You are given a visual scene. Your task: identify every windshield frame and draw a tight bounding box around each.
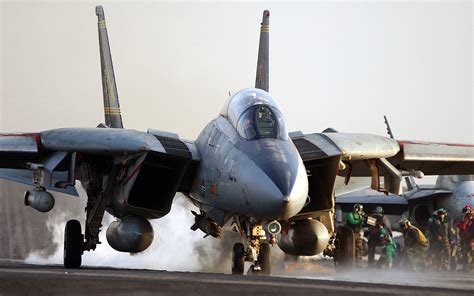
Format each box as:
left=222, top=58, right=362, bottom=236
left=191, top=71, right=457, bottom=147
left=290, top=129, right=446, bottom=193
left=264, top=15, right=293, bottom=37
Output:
left=236, top=105, right=288, bottom=141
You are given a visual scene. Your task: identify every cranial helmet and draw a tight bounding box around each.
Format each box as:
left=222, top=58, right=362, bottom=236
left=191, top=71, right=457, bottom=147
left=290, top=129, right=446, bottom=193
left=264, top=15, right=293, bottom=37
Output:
left=399, top=218, right=411, bottom=229
left=462, top=204, right=472, bottom=213
left=437, top=208, right=447, bottom=215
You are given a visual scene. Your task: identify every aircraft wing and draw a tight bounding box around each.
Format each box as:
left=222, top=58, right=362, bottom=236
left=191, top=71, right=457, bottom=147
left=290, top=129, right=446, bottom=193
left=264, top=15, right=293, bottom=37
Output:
left=344, top=140, right=474, bottom=176
left=292, top=131, right=473, bottom=197
left=290, top=132, right=399, bottom=162
left=290, top=132, right=398, bottom=219
left=0, top=169, right=79, bottom=196
left=388, top=140, right=474, bottom=175
left=0, top=128, right=200, bottom=197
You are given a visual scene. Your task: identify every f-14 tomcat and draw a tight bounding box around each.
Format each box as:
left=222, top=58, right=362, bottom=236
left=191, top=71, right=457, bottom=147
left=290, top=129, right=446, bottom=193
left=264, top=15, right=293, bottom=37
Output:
left=0, top=6, right=473, bottom=274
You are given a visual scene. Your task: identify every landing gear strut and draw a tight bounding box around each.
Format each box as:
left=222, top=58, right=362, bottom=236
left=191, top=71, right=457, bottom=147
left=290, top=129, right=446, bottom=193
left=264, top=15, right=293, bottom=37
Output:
left=63, top=191, right=107, bottom=268
left=231, top=221, right=274, bottom=275
left=63, top=163, right=117, bottom=268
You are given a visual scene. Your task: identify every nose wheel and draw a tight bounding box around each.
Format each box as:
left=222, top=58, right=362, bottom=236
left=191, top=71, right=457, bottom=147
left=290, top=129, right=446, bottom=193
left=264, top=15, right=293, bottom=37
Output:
left=252, top=243, right=271, bottom=275
left=232, top=243, right=245, bottom=274
left=64, top=219, right=84, bottom=268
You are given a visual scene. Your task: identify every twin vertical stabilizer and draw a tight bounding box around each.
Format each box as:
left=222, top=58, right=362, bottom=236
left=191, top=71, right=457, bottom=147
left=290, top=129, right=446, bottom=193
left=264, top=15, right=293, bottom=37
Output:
left=255, top=10, right=270, bottom=92
left=96, top=6, right=123, bottom=128
left=94, top=7, right=269, bottom=126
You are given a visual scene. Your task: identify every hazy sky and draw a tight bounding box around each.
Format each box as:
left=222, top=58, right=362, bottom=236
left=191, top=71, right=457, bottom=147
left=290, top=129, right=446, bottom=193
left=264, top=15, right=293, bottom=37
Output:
left=1, top=1, right=472, bottom=143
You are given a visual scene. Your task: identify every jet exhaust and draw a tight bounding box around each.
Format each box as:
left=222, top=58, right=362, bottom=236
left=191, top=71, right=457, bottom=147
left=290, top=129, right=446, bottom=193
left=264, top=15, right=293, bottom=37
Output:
left=277, top=219, right=329, bottom=256
left=106, top=215, right=154, bottom=253
left=24, top=188, right=55, bottom=213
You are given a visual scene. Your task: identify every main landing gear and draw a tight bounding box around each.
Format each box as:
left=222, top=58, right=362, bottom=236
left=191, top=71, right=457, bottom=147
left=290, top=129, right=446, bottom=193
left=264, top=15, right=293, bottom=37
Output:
left=231, top=222, right=277, bottom=276
left=64, top=220, right=83, bottom=268
left=63, top=186, right=108, bottom=268
left=332, top=226, right=356, bottom=269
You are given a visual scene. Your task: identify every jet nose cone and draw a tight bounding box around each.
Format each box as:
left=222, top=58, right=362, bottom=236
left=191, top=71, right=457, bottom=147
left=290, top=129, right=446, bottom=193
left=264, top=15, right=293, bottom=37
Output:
left=238, top=139, right=308, bottom=220
left=265, top=163, right=307, bottom=220
left=252, top=141, right=298, bottom=197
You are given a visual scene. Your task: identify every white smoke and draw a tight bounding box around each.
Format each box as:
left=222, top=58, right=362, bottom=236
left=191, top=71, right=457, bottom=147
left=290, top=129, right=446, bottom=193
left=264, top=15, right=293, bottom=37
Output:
left=25, top=195, right=232, bottom=272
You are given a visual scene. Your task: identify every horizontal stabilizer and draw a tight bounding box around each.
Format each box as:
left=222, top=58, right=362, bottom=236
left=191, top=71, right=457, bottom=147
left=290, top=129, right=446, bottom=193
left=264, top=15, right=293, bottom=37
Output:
left=405, top=187, right=452, bottom=202
left=337, top=188, right=408, bottom=205
left=336, top=188, right=408, bottom=215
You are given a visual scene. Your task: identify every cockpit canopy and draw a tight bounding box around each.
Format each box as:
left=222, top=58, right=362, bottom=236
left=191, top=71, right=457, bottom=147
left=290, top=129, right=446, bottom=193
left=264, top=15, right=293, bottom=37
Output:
left=220, top=88, right=288, bottom=140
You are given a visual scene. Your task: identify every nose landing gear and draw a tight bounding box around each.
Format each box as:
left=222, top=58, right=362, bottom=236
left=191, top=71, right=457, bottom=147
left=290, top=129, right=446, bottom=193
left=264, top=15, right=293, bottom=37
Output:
left=231, top=223, right=273, bottom=275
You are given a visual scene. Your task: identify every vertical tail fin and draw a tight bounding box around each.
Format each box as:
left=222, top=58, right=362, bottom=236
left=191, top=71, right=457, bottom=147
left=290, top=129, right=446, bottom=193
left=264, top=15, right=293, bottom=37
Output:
left=96, top=6, right=123, bottom=128
left=255, top=10, right=270, bottom=92
left=383, top=115, right=394, bottom=139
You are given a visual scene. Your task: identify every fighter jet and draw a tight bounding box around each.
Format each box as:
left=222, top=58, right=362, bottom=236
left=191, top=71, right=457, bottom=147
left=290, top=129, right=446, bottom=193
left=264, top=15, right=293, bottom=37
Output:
left=335, top=175, right=474, bottom=230
left=0, top=7, right=473, bottom=274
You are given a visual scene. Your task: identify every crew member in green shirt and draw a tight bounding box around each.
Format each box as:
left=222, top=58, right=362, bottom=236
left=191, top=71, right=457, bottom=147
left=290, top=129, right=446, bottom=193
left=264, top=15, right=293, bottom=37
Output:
left=346, top=203, right=365, bottom=264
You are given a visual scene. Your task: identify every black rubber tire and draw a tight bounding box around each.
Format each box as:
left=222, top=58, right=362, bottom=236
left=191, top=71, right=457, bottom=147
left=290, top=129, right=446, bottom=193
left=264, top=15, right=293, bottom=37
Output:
left=258, top=243, right=271, bottom=275
left=64, top=220, right=83, bottom=268
left=334, top=226, right=355, bottom=269
left=232, top=243, right=245, bottom=275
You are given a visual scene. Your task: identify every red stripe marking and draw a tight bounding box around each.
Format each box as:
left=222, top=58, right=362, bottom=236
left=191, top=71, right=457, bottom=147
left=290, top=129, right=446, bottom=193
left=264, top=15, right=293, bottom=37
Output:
left=0, top=133, right=39, bottom=137
left=0, top=133, right=41, bottom=148
left=123, top=161, right=144, bottom=185
left=398, top=140, right=474, bottom=148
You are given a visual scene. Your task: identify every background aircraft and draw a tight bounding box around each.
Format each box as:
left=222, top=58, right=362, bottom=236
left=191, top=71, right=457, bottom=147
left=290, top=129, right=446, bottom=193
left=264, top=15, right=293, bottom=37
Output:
left=0, top=5, right=473, bottom=274
left=336, top=175, right=474, bottom=230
